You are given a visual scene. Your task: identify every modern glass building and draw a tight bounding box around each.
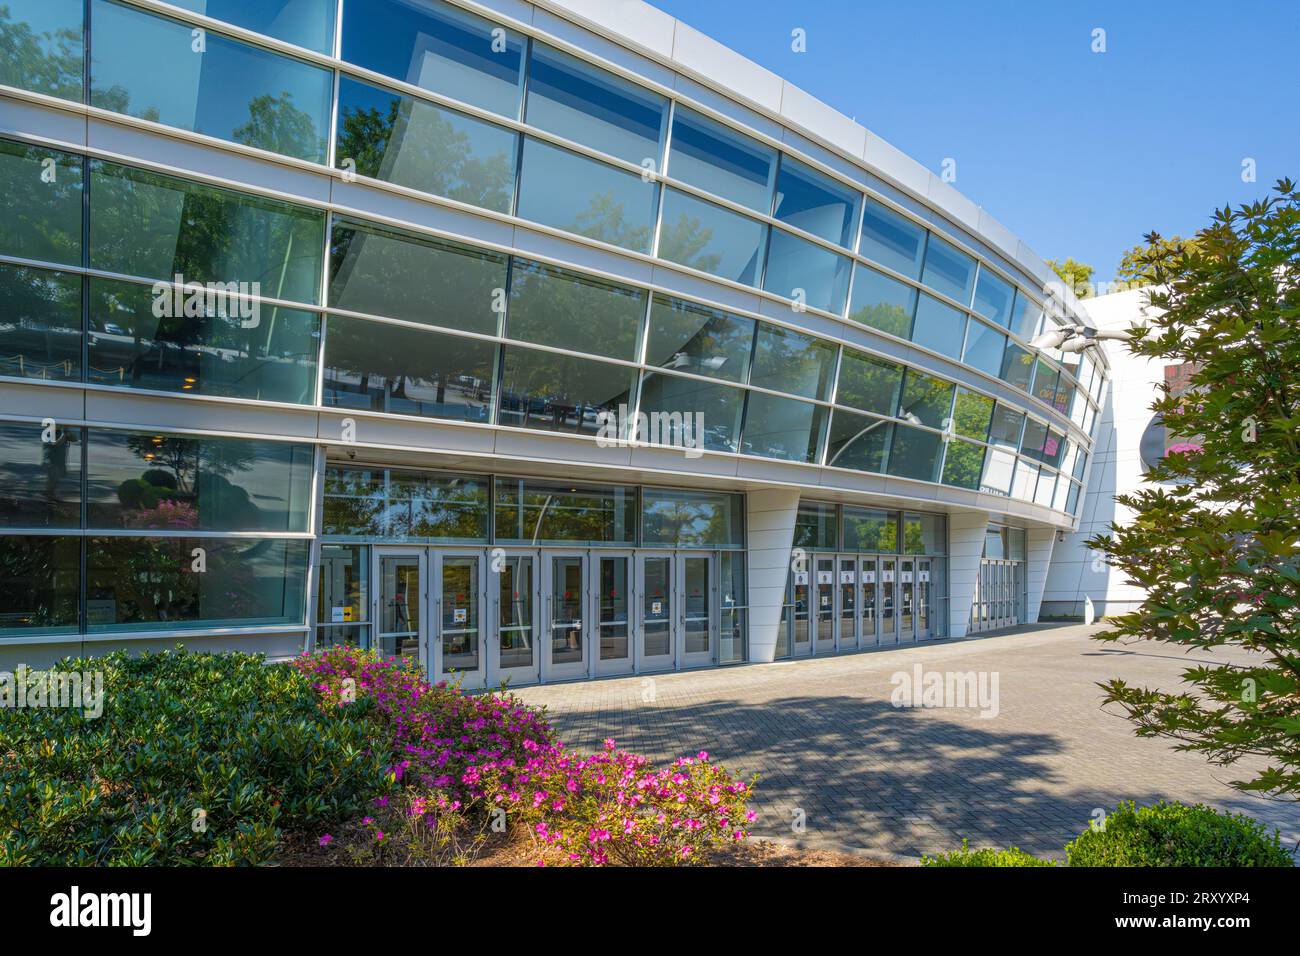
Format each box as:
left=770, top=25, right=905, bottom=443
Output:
left=0, top=0, right=1107, bottom=682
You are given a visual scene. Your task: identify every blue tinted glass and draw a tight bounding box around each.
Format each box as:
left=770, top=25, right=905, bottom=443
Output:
left=911, top=294, right=967, bottom=360
left=335, top=75, right=517, bottom=213
left=859, top=198, right=926, bottom=278
left=0, top=0, right=83, bottom=100
left=1009, top=289, right=1042, bottom=340
left=91, top=1, right=333, bottom=163
left=526, top=43, right=666, bottom=165
left=920, top=235, right=976, bottom=305
left=342, top=0, right=524, bottom=119
left=750, top=324, right=837, bottom=401
left=886, top=424, right=943, bottom=483
left=667, top=107, right=774, bottom=212
left=1001, top=340, right=1034, bottom=391
left=740, top=393, right=826, bottom=464
left=762, top=228, right=851, bottom=314
left=848, top=263, right=916, bottom=338
left=772, top=156, right=857, bottom=247
left=169, top=0, right=335, bottom=52
left=898, top=369, right=954, bottom=430
left=644, top=295, right=754, bottom=384
left=962, top=318, right=1007, bottom=378
left=972, top=268, right=1014, bottom=328
left=516, top=138, right=659, bottom=253
left=658, top=189, right=766, bottom=287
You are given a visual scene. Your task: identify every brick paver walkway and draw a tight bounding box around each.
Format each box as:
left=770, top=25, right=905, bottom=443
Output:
left=514, top=624, right=1299, bottom=861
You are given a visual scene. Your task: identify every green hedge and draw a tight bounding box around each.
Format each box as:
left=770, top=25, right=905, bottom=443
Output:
left=0, top=649, right=390, bottom=865
left=1065, top=801, right=1293, bottom=867
left=922, top=839, right=1056, bottom=867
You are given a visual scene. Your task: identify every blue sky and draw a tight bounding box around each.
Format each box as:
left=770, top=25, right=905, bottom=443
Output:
left=648, top=0, right=1299, bottom=281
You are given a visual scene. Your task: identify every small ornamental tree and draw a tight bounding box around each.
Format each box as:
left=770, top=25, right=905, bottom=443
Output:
left=1090, top=179, right=1300, bottom=802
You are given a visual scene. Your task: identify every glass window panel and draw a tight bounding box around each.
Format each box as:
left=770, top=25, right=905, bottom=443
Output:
left=771, top=155, right=857, bottom=247
left=1032, top=357, right=1060, bottom=408
left=86, top=431, right=313, bottom=532
left=740, top=393, right=826, bottom=463
left=169, top=0, right=335, bottom=52
left=642, top=488, right=743, bottom=548
left=498, top=347, right=634, bottom=435
left=322, top=465, right=386, bottom=537
left=85, top=536, right=308, bottom=631
left=0, top=0, right=84, bottom=100
left=316, top=543, right=369, bottom=649
left=920, top=235, right=976, bottom=305
left=836, top=349, right=903, bottom=416
left=762, top=228, right=851, bottom=315
left=1054, top=380, right=1076, bottom=417
left=0, top=139, right=82, bottom=267
left=1040, top=427, right=1066, bottom=469
left=507, top=258, right=642, bottom=360
left=90, top=160, right=324, bottom=304
left=1074, top=449, right=1089, bottom=482
left=1067, top=481, right=1082, bottom=515
left=0, top=264, right=82, bottom=382
left=637, top=372, right=743, bottom=454
left=847, top=263, right=916, bottom=338
left=794, top=502, right=837, bottom=551
left=1035, top=468, right=1057, bottom=507
left=1009, top=289, right=1042, bottom=341
left=858, top=198, right=925, bottom=278
left=750, top=324, right=836, bottom=400
left=1053, top=470, right=1071, bottom=511
left=825, top=409, right=890, bottom=473
left=329, top=218, right=505, bottom=335
left=90, top=1, right=332, bottom=163
left=494, top=478, right=635, bottom=546
left=88, top=277, right=319, bottom=403
left=911, top=294, right=966, bottom=360
left=903, top=512, right=945, bottom=554
left=0, top=535, right=81, bottom=635
left=886, top=424, right=942, bottom=483
left=516, top=138, right=658, bottom=253
left=962, top=318, right=1007, bottom=379
left=666, top=106, right=774, bottom=212
left=1069, top=387, right=1088, bottom=428
left=1007, top=527, right=1027, bottom=561
left=972, top=268, right=1014, bottom=328
left=988, top=404, right=1025, bottom=450
left=0, top=421, right=81, bottom=528
left=981, top=447, right=1015, bottom=495
left=341, top=0, right=524, bottom=119
left=951, top=388, right=994, bottom=441
left=1000, top=340, right=1035, bottom=391
left=644, top=294, right=754, bottom=383
left=898, top=369, right=954, bottom=430
left=525, top=42, right=666, bottom=165
left=842, top=506, right=898, bottom=553
left=334, top=75, right=517, bottom=213
left=657, top=188, right=766, bottom=287
left=941, top=438, right=985, bottom=490
left=1020, top=418, right=1049, bottom=463
left=384, top=469, right=488, bottom=542
left=1010, top=459, right=1037, bottom=501
left=323, top=315, right=496, bottom=421
left=983, top=527, right=1005, bottom=560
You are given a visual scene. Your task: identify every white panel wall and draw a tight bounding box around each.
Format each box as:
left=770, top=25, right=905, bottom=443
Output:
left=946, top=511, right=988, bottom=638
left=1024, top=526, right=1057, bottom=624
left=744, top=489, right=801, bottom=663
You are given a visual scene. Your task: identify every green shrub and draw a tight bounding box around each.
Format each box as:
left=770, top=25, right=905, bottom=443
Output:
left=1065, top=801, right=1293, bottom=867
left=922, top=839, right=1055, bottom=867
left=0, top=649, right=391, bottom=866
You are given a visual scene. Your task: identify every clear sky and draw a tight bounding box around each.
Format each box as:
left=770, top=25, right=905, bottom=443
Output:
left=647, top=0, right=1299, bottom=282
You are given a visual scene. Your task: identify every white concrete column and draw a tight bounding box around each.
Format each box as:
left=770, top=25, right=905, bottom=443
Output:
left=947, top=511, right=989, bottom=638
left=745, top=488, right=801, bottom=663
left=1024, top=526, right=1058, bottom=623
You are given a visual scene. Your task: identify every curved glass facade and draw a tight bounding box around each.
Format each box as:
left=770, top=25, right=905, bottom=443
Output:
left=0, top=0, right=1107, bottom=664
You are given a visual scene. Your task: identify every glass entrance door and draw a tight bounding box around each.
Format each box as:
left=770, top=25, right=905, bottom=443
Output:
left=679, top=553, right=716, bottom=669
left=814, top=557, right=836, bottom=654
left=860, top=556, right=878, bottom=647
left=838, top=557, right=858, bottom=651
left=595, top=552, right=633, bottom=676
left=916, top=558, right=932, bottom=640
left=490, top=550, right=540, bottom=686
left=374, top=548, right=425, bottom=665
left=637, top=553, right=674, bottom=672
left=545, top=552, right=588, bottom=681
left=880, top=558, right=897, bottom=645
left=792, top=563, right=812, bottom=657
left=899, top=558, right=915, bottom=643
left=433, top=550, right=486, bottom=687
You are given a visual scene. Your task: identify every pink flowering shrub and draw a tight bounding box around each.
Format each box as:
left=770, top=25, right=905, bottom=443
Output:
left=294, top=647, right=756, bottom=866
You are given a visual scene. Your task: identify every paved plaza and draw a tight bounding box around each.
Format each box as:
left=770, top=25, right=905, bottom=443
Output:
left=515, top=624, right=1299, bottom=862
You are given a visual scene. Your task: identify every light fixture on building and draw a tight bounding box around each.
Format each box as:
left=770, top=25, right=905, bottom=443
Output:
left=1030, top=324, right=1132, bottom=354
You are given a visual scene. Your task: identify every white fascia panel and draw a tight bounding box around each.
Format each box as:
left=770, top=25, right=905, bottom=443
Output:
left=670, top=22, right=784, bottom=114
